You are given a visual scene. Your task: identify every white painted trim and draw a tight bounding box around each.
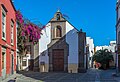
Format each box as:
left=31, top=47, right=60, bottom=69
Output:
left=1, top=47, right=6, bottom=79
left=10, top=20, right=14, bottom=45
left=1, top=6, right=6, bottom=40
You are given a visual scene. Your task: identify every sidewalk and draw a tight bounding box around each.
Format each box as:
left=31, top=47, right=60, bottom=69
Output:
left=114, top=77, right=120, bottom=82
left=113, top=73, right=120, bottom=82
left=2, top=71, right=41, bottom=82
left=93, top=68, right=120, bottom=82
left=2, top=69, right=120, bottom=82
left=107, top=70, right=120, bottom=82
left=2, top=73, right=22, bottom=82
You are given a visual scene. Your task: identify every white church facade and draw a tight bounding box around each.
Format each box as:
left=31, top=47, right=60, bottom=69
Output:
left=39, top=10, right=87, bottom=73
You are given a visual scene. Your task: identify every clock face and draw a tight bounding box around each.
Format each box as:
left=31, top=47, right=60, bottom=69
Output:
left=56, top=14, right=60, bottom=20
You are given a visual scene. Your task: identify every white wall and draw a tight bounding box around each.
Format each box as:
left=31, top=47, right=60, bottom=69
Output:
left=66, top=21, right=78, bottom=64
left=95, top=42, right=116, bottom=52
left=86, top=37, right=94, bottom=57
left=95, top=46, right=104, bottom=51
left=86, top=37, right=94, bottom=67
left=22, top=54, right=30, bottom=71
left=39, top=23, right=51, bottom=64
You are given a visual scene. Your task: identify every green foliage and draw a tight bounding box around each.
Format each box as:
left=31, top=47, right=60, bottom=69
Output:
left=92, top=49, right=114, bottom=65
left=17, top=26, right=26, bottom=54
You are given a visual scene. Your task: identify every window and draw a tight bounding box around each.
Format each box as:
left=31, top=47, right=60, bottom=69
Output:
left=11, top=20, right=14, bottom=45
left=56, top=14, right=60, bottom=20
left=27, top=45, right=31, bottom=52
left=2, top=52, right=5, bottom=69
left=2, top=48, right=6, bottom=69
left=55, top=26, right=62, bottom=37
left=26, top=45, right=31, bottom=54
left=2, top=7, right=6, bottom=40
left=22, top=60, right=27, bottom=66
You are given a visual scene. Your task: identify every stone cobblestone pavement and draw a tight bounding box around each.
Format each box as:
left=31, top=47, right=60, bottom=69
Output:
left=2, top=68, right=120, bottom=82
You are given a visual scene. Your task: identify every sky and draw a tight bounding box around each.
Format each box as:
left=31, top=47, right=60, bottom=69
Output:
left=13, top=0, right=116, bottom=46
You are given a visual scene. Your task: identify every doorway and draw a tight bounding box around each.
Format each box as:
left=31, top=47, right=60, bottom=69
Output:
left=53, top=49, right=64, bottom=71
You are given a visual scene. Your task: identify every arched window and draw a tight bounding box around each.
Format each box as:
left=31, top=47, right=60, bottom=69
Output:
left=56, top=14, right=60, bottom=20
left=55, top=26, right=62, bottom=37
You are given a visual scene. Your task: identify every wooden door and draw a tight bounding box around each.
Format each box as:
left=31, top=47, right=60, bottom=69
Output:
left=11, top=54, right=14, bottom=74
left=53, top=49, right=64, bottom=71
left=28, top=59, right=34, bottom=71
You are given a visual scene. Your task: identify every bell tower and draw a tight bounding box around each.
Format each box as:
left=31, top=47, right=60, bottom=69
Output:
left=49, top=10, right=66, bottom=42
left=47, top=10, right=69, bottom=72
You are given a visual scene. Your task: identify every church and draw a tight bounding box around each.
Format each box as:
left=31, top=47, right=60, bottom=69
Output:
left=39, top=10, right=87, bottom=73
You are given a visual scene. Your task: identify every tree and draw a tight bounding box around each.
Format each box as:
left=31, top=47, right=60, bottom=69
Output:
left=92, top=49, right=114, bottom=69
left=16, top=10, right=45, bottom=55
left=16, top=10, right=46, bottom=70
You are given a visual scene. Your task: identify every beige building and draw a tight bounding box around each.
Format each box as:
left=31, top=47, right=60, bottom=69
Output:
left=17, top=42, right=39, bottom=72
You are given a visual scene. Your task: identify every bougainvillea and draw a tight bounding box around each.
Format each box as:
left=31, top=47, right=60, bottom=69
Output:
left=16, top=10, right=45, bottom=54
left=16, top=10, right=24, bottom=24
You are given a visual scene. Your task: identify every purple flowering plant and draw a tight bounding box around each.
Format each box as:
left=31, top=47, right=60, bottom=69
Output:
left=16, top=10, right=45, bottom=54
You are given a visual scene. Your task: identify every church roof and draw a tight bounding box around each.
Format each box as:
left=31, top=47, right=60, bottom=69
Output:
left=46, top=10, right=82, bottom=32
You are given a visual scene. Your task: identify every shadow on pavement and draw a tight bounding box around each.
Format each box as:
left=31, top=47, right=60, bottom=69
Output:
left=8, top=80, right=16, bottom=82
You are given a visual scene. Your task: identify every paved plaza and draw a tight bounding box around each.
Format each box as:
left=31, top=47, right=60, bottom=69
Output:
left=2, top=68, right=120, bottom=82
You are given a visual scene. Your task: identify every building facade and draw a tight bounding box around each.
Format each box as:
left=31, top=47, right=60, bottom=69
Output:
left=86, top=37, right=94, bottom=68
left=116, top=0, right=120, bottom=72
left=20, top=42, right=39, bottom=71
left=0, top=0, right=17, bottom=80
left=39, top=10, right=87, bottom=73
left=95, top=41, right=116, bottom=67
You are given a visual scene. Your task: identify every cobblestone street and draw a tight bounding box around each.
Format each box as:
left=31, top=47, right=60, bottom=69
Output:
left=2, top=68, right=120, bottom=82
